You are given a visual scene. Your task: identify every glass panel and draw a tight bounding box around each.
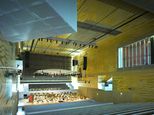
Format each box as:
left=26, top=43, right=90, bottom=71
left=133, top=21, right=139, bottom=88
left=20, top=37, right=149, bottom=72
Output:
left=130, top=45, right=132, bottom=67
left=133, top=43, right=136, bottom=67
left=135, top=42, right=138, bottom=66
left=144, top=39, right=147, bottom=65
left=118, top=47, right=123, bottom=68
left=137, top=42, right=141, bottom=65
left=123, top=47, right=125, bottom=67
left=118, top=35, right=153, bottom=68
left=147, top=38, right=151, bottom=65
left=125, top=47, right=128, bottom=67
left=127, top=45, right=130, bottom=67
left=131, top=44, right=134, bottom=67
left=141, top=40, right=144, bottom=65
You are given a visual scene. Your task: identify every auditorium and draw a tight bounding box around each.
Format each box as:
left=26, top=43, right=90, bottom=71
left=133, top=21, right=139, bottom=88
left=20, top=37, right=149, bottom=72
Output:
left=0, top=0, right=154, bottom=115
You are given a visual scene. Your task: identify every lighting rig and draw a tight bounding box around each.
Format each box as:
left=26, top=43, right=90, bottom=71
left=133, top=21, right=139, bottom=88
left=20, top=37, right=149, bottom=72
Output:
left=34, top=72, right=81, bottom=77
left=38, top=37, right=98, bottom=49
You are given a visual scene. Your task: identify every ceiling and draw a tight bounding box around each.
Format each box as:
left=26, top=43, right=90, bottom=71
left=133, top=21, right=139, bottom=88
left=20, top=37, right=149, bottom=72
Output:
left=13, top=0, right=154, bottom=56
left=0, top=0, right=77, bottom=42
left=123, top=0, right=154, bottom=13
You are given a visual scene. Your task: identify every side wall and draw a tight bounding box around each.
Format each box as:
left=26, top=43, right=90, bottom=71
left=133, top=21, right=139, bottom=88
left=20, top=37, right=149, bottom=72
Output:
left=78, top=87, right=113, bottom=102
left=76, top=15, right=154, bottom=103
left=0, top=39, right=17, bottom=115
left=113, top=68, right=154, bottom=103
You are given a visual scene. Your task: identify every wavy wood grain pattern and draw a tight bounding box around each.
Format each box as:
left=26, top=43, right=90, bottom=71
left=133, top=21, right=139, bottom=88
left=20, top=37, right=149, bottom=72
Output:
left=0, top=39, right=16, bottom=115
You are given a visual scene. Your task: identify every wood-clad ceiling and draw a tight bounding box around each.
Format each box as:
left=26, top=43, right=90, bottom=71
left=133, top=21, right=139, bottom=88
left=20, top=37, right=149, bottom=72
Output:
left=21, top=0, right=154, bottom=56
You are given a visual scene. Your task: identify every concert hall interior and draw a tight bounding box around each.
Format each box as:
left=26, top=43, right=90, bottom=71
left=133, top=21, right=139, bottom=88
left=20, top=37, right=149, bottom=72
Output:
left=0, top=0, right=154, bottom=115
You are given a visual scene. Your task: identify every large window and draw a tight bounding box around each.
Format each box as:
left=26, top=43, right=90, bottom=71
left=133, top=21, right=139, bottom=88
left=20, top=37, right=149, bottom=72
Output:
left=118, top=35, right=154, bottom=68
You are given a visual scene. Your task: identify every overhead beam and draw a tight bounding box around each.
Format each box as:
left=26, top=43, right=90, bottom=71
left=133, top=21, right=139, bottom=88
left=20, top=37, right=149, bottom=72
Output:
left=46, top=37, right=96, bottom=46
left=24, top=46, right=73, bottom=52
left=70, top=11, right=148, bottom=54
left=29, top=39, right=35, bottom=52
left=98, top=0, right=144, bottom=13
left=122, top=0, right=154, bottom=13
left=77, top=21, right=121, bottom=35
left=33, top=39, right=39, bottom=52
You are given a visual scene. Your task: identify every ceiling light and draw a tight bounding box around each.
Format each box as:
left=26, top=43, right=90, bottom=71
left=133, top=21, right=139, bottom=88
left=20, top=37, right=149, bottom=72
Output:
left=23, top=47, right=27, bottom=50
left=71, top=50, right=82, bottom=56
left=95, top=46, right=98, bottom=48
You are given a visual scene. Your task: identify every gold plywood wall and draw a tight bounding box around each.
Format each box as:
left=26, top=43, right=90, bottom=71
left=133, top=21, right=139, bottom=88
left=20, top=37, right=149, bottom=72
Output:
left=0, top=38, right=17, bottom=114
left=76, top=14, right=154, bottom=103
left=113, top=68, right=154, bottom=103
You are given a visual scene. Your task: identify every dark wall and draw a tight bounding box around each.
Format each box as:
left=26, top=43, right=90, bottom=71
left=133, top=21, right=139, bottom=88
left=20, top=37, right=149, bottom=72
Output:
left=29, top=84, right=69, bottom=90
left=23, top=53, right=71, bottom=75
left=151, top=37, right=154, bottom=64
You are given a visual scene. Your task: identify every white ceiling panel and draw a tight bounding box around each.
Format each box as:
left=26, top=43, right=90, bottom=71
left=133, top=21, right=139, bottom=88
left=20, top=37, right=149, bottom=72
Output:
left=0, top=0, right=19, bottom=13
left=0, top=0, right=77, bottom=42
left=11, top=9, right=38, bottom=24
left=29, top=2, right=58, bottom=18
left=18, top=0, right=44, bottom=7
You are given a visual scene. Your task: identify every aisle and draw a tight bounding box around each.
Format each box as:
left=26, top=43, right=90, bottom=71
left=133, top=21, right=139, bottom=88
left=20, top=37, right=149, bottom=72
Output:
left=24, top=101, right=154, bottom=115
left=24, top=100, right=112, bottom=115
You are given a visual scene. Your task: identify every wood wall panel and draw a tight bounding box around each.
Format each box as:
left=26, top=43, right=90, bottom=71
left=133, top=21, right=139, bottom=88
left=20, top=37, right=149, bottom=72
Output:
left=76, top=14, right=154, bottom=103
left=113, top=68, right=154, bottom=102
left=0, top=39, right=17, bottom=115
left=78, top=87, right=113, bottom=102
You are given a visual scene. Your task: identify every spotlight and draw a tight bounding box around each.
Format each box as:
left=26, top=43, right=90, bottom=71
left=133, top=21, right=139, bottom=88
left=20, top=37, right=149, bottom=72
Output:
left=95, top=46, right=98, bottom=48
